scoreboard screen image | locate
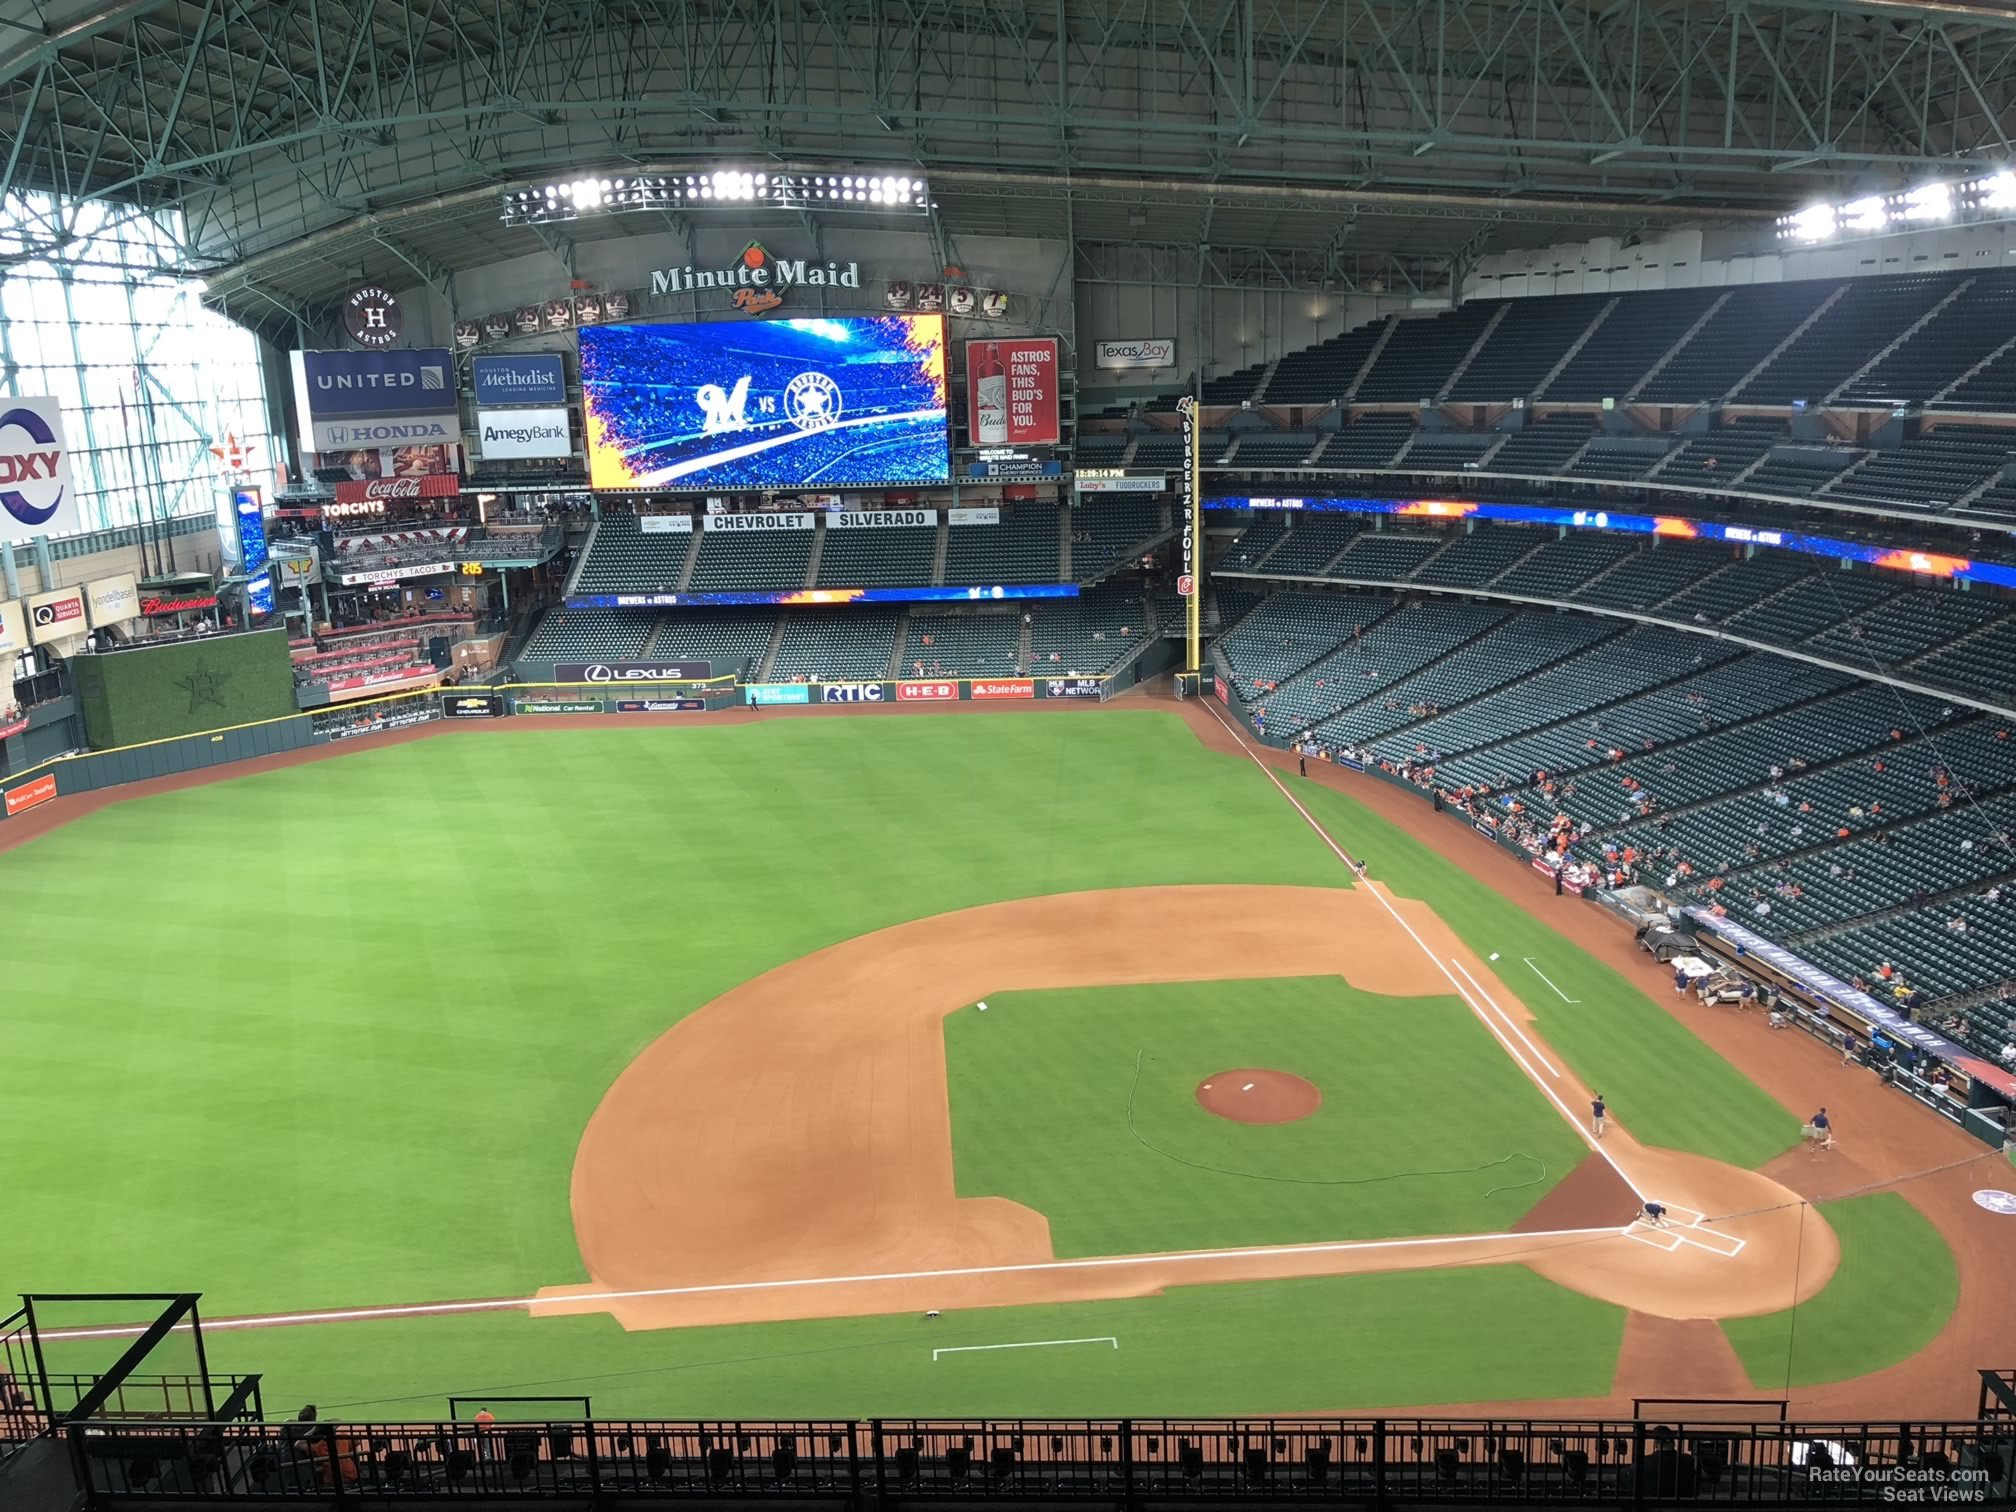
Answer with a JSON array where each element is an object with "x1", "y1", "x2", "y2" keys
[{"x1": 581, "y1": 315, "x2": 949, "y2": 490}]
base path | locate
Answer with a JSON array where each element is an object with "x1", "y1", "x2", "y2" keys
[{"x1": 537, "y1": 884, "x2": 1829, "y2": 1332}]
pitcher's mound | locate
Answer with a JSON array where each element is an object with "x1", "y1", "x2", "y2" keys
[{"x1": 1197, "y1": 1069, "x2": 1321, "y2": 1124}]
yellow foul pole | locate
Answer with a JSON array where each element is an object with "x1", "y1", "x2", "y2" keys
[{"x1": 1178, "y1": 394, "x2": 1201, "y2": 676}]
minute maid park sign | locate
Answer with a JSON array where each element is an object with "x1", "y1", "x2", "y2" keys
[{"x1": 649, "y1": 242, "x2": 860, "y2": 297}]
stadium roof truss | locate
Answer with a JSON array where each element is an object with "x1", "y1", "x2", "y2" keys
[{"x1": 4, "y1": 0, "x2": 2016, "y2": 323}]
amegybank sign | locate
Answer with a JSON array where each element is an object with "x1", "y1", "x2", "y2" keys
[{"x1": 476, "y1": 408, "x2": 571, "y2": 459}]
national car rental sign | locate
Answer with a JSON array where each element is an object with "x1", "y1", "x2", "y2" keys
[{"x1": 0, "y1": 398, "x2": 79, "y2": 544}]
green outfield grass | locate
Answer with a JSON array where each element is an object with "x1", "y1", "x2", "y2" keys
[
  {"x1": 1720, "y1": 1194, "x2": 1958, "y2": 1389},
  {"x1": 0, "y1": 708, "x2": 1922, "y2": 1413},
  {"x1": 946, "y1": 977, "x2": 1592, "y2": 1255}
]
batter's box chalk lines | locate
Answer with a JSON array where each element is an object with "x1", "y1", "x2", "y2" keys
[
  {"x1": 1624, "y1": 1226, "x2": 1685, "y2": 1253},
  {"x1": 1522, "y1": 957, "x2": 1581, "y2": 1003},
  {"x1": 933, "y1": 1337, "x2": 1118, "y2": 1361}
]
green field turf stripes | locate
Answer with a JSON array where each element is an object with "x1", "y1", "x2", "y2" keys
[
  {"x1": 945, "y1": 978, "x2": 1592, "y2": 1255},
  {"x1": 203, "y1": 1266, "x2": 1628, "y2": 1420},
  {"x1": 1719, "y1": 1194, "x2": 1958, "y2": 1389},
  {"x1": 1288, "y1": 777, "x2": 1802, "y2": 1170}
]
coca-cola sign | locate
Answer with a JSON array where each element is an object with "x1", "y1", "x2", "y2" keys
[{"x1": 333, "y1": 475, "x2": 461, "y2": 504}]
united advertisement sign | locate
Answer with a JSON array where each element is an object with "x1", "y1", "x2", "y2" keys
[{"x1": 290, "y1": 348, "x2": 460, "y2": 453}]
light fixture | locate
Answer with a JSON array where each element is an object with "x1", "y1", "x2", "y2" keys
[
  {"x1": 1780, "y1": 168, "x2": 2016, "y2": 243},
  {"x1": 501, "y1": 168, "x2": 929, "y2": 224}
]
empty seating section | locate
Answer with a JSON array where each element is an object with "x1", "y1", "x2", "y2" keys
[
  {"x1": 523, "y1": 609, "x2": 651, "y2": 661},
  {"x1": 816, "y1": 525, "x2": 937, "y2": 586},
  {"x1": 1267, "y1": 601, "x2": 1509, "y2": 734},
  {"x1": 687, "y1": 525, "x2": 814, "y2": 590},
  {"x1": 1737, "y1": 274, "x2": 1956, "y2": 404},
  {"x1": 943, "y1": 507, "x2": 1060, "y2": 582},
  {"x1": 1490, "y1": 535, "x2": 1638, "y2": 598},
  {"x1": 1201, "y1": 360, "x2": 1267, "y2": 405},
  {"x1": 1960, "y1": 484, "x2": 2016, "y2": 526},
  {"x1": 768, "y1": 610, "x2": 900, "y2": 680},
  {"x1": 1324, "y1": 415, "x2": 1413, "y2": 468},
  {"x1": 1325, "y1": 532, "x2": 1444, "y2": 581},
  {"x1": 1724, "y1": 572, "x2": 1900, "y2": 645},
  {"x1": 1572, "y1": 542, "x2": 1740, "y2": 614},
  {"x1": 1658, "y1": 553, "x2": 1813, "y2": 624},
  {"x1": 1543, "y1": 288, "x2": 1721, "y2": 401},
  {"x1": 1356, "y1": 304, "x2": 1501, "y2": 403},
  {"x1": 903, "y1": 613, "x2": 1019, "y2": 675},
  {"x1": 1029, "y1": 589, "x2": 1149, "y2": 674},
  {"x1": 1826, "y1": 436, "x2": 2002, "y2": 510},
  {"x1": 1413, "y1": 526, "x2": 1547, "y2": 587},
  {"x1": 1910, "y1": 614, "x2": 2016, "y2": 702},
  {"x1": 1218, "y1": 592, "x2": 1391, "y2": 697},
  {"x1": 1737, "y1": 448, "x2": 1857, "y2": 500},
  {"x1": 1653, "y1": 421, "x2": 1781, "y2": 489},
  {"x1": 1073, "y1": 502, "x2": 1164, "y2": 581},
  {"x1": 1939, "y1": 335, "x2": 2016, "y2": 410},
  {"x1": 1222, "y1": 515, "x2": 1290, "y2": 569},
  {"x1": 1487, "y1": 416, "x2": 1595, "y2": 475},
  {"x1": 1230, "y1": 432, "x2": 1323, "y2": 467},
  {"x1": 643, "y1": 611, "x2": 776, "y2": 669},
  {"x1": 1562, "y1": 443, "x2": 1663, "y2": 483},
  {"x1": 1313, "y1": 614, "x2": 1618, "y2": 749},
  {"x1": 1257, "y1": 516, "x2": 1364, "y2": 575},
  {"x1": 1845, "y1": 271, "x2": 2016, "y2": 406},
  {"x1": 1440, "y1": 652, "x2": 1834, "y2": 792},
  {"x1": 1129, "y1": 433, "x2": 1187, "y2": 469},
  {"x1": 1400, "y1": 432, "x2": 1496, "y2": 471},
  {"x1": 1264, "y1": 321, "x2": 1388, "y2": 404},
  {"x1": 1637, "y1": 282, "x2": 1840, "y2": 404},
  {"x1": 572, "y1": 514, "x2": 690, "y2": 593},
  {"x1": 1213, "y1": 585, "x2": 1263, "y2": 627},
  {"x1": 1074, "y1": 434, "x2": 1129, "y2": 466},
  {"x1": 1807, "y1": 589, "x2": 2005, "y2": 670},
  {"x1": 1393, "y1": 627, "x2": 1733, "y2": 775},
  {"x1": 1445, "y1": 294, "x2": 1610, "y2": 401}
]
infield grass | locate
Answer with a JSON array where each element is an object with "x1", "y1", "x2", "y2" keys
[{"x1": 946, "y1": 977, "x2": 1592, "y2": 1254}]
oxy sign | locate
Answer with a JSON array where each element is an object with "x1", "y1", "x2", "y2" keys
[{"x1": 0, "y1": 399, "x2": 78, "y2": 543}]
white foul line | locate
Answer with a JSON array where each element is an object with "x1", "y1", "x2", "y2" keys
[
  {"x1": 1198, "y1": 699, "x2": 1647, "y2": 1204},
  {"x1": 1523, "y1": 957, "x2": 1582, "y2": 1004},
  {"x1": 1449, "y1": 957, "x2": 1561, "y2": 1079},
  {"x1": 934, "y1": 1336, "x2": 1118, "y2": 1360},
  {"x1": 29, "y1": 1224, "x2": 1630, "y2": 1341}
]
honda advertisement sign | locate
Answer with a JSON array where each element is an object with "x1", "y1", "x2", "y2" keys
[
  {"x1": 475, "y1": 408, "x2": 571, "y2": 460},
  {"x1": 966, "y1": 338, "x2": 1060, "y2": 447},
  {"x1": 0, "y1": 398, "x2": 79, "y2": 544},
  {"x1": 472, "y1": 353, "x2": 566, "y2": 407},
  {"x1": 291, "y1": 348, "x2": 460, "y2": 452}
]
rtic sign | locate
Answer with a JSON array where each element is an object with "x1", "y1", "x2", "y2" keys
[
  {"x1": 0, "y1": 399, "x2": 77, "y2": 541},
  {"x1": 819, "y1": 683, "x2": 886, "y2": 702}
]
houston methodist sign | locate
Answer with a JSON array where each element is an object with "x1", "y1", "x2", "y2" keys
[{"x1": 0, "y1": 399, "x2": 79, "y2": 542}]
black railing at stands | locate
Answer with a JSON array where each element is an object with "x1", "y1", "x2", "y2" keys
[
  {"x1": 1982, "y1": 1370, "x2": 2016, "y2": 1424},
  {"x1": 11, "y1": 666, "x2": 66, "y2": 711},
  {"x1": 63, "y1": 1416, "x2": 2016, "y2": 1506}
]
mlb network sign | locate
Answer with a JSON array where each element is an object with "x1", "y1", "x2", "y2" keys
[
  {"x1": 291, "y1": 348, "x2": 459, "y2": 453},
  {"x1": 0, "y1": 398, "x2": 78, "y2": 543},
  {"x1": 473, "y1": 353, "x2": 566, "y2": 407}
]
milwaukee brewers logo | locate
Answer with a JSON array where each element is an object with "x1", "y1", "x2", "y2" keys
[
  {"x1": 784, "y1": 372, "x2": 841, "y2": 433},
  {"x1": 696, "y1": 376, "x2": 752, "y2": 435}
]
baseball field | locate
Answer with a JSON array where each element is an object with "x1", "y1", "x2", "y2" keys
[{"x1": 1, "y1": 697, "x2": 1997, "y2": 1420}]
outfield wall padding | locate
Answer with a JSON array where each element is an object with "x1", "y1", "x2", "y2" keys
[{"x1": 72, "y1": 630, "x2": 299, "y2": 750}]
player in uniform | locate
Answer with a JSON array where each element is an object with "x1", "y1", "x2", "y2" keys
[{"x1": 1591, "y1": 1093, "x2": 1607, "y2": 1139}]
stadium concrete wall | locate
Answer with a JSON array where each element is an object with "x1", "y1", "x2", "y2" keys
[{"x1": 71, "y1": 630, "x2": 299, "y2": 750}]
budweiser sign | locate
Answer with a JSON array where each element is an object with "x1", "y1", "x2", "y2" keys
[
  {"x1": 140, "y1": 594, "x2": 220, "y2": 616},
  {"x1": 333, "y1": 475, "x2": 461, "y2": 504}
]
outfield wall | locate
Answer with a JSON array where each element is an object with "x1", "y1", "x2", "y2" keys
[{"x1": 71, "y1": 630, "x2": 299, "y2": 749}]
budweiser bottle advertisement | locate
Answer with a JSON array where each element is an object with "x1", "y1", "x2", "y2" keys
[{"x1": 972, "y1": 341, "x2": 1009, "y2": 446}]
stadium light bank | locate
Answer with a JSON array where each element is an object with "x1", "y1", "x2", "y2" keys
[
  {"x1": 501, "y1": 170, "x2": 931, "y2": 226},
  {"x1": 1777, "y1": 170, "x2": 2016, "y2": 244}
]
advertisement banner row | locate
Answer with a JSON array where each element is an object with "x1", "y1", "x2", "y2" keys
[{"x1": 746, "y1": 678, "x2": 1104, "y2": 706}]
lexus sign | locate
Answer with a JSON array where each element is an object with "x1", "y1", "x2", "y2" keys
[{"x1": 554, "y1": 661, "x2": 712, "y2": 682}]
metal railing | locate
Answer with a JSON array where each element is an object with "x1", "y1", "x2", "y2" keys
[{"x1": 64, "y1": 1416, "x2": 2016, "y2": 1506}]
